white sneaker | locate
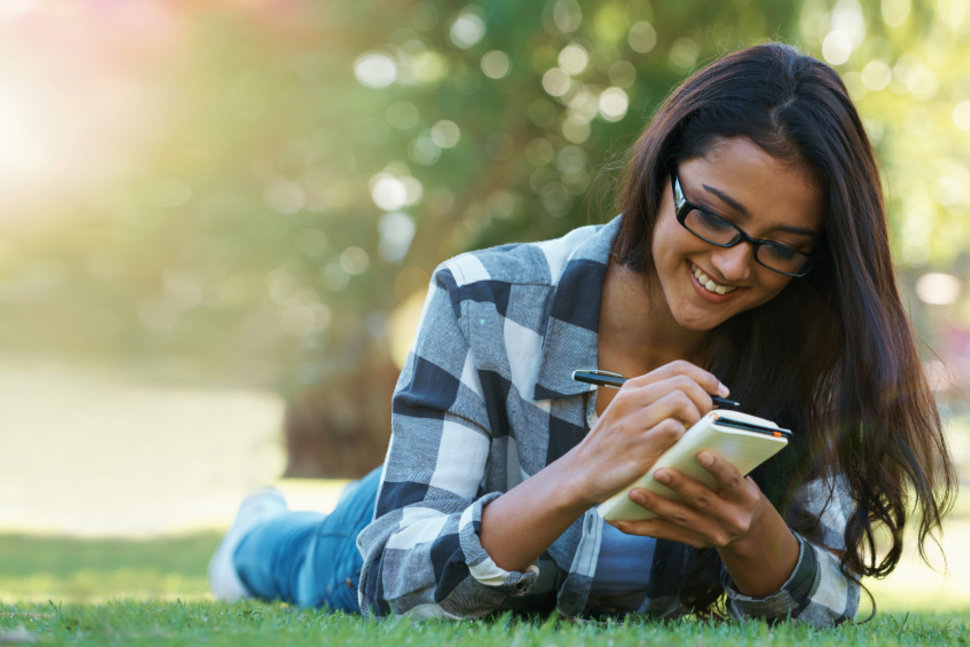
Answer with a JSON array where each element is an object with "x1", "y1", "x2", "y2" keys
[{"x1": 209, "y1": 488, "x2": 288, "y2": 601}]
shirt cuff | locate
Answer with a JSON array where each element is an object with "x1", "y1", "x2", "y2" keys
[
  {"x1": 458, "y1": 492, "x2": 540, "y2": 595},
  {"x1": 723, "y1": 532, "x2": 817, "y2": 619}
]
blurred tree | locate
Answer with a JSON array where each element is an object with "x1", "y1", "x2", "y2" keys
[{"x1": 2, "y1": 0, "x2": 968, "y2": 476}]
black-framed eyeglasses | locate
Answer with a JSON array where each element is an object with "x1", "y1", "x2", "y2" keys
[{"x1": 671, "y1": 172, "x2": 815, "y2": 278}]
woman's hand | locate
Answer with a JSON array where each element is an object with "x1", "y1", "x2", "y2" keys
[
  {"x1": 612, "y1": 450, "x2": 801, "y2": 597},
  {"x1": 563, "y1": 360, "x2": 729, "y2": 507},
  {"x1": 610, "y1": 450, "x2": 766, "y2": 549}
]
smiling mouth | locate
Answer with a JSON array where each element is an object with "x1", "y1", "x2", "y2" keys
[{"x1": 691, "y1": 263, "x2": 737, "y2": 295}]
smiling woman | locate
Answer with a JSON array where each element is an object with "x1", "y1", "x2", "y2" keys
[
  {"x1": 645, "y1": 139, "x2": 824, "y2": 332},
  {"x1": 208, "y1": 42, "x2": 955, "y2": 627}
]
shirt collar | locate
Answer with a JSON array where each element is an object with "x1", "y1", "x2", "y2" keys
[{"x1": 533, "y1": 215, "x2": 623, "y2": 400}]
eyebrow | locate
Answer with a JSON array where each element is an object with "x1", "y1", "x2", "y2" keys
[{"x1": 701, "y1": 182, "x2": 819, "y2": 239}]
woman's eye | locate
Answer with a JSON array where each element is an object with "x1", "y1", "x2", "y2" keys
[
  {"x1": 765, "y1": 244, "x2": 799, "y2": 261},
  {"x1": 695, "y1": 209, "x2": 733, "y2": 231}
]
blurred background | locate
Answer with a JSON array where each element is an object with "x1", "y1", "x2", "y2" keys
[{"x1": 0, "y1": 0, "x2": 968, "y2": 604}]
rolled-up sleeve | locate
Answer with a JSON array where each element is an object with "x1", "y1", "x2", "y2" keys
[
  {"x1": 357, "y1": 265, "x2": 539, "y2": 619},
  {"x1": 724, "y1": 476, "x2": 861, "y2": 627}
]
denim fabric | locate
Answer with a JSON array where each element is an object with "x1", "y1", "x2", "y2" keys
[{"x1": 233, "y1": 467, "x2": 381, "y2": 612}]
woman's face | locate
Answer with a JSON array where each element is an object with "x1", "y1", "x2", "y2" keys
[{"x1": 650, "y1": 136, "x2": 824, "y2": 332}]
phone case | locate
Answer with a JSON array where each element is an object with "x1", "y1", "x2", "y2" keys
[{"x1": 597, "y1": 410, "x2": 790, "y2": 522}]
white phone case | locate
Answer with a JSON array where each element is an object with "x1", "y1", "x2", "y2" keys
[{"x1": 597, "y1": 410, "x2": 790, "y2": 522}]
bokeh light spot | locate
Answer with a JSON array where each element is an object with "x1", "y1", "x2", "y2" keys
[
  {"x1": 411, "y1": 50, "x2": 449, "y2": 83},
  {"x1": 893, "y1": 55, "x2": 938, "y2": 100},
  {"x1": 378, "y1": 211, "x2": 416, "y2": 263},
  {"x1": 561, "y1": 116, "x2": 590, "y2": 144},
  {"x1": 481, "y1": 50, "x2": 511, "y2": 79},
  {"x1": 567, "y1": 88, "x2": 598, "y2": 125},
  {"x1": 552, "y1": 0, "x2": 582, "y2": 34},
  {"x1": 598, "y1": 87, "x2": 629, "y2": 122},
  {"x1": 608, "y1": 60, "x2": 636, "y2": 88},
  {"x1": 593, "y1": 4, "x2": 626, "y2": 43},
  {"x1": 339, "y1": 246, "x2": 369, "y2": 275},
  {"x1": 525, "y1": 138, "x2": 555, "y2": 166},
  {"x1": 953, "y1": 101, "x2": 970, "y2": 130},
  {"x1": 558, "y1": 43, "x2": 589, "y2": 76},
  {"x1": 822, "y1": 30, "x2": 852, "y2": 65},
  {"x1": 370, "y1": 174, "x2": 408, "y2": 211},
  {"x1": 881, "y1": 0, "x2": 911, "y2": 27},
  {"x1": 932, "y1": 160, "x2": 970, "y2": 207},
  {"x1": 450, "y1": 8, "x2": 486, "y2": 49},
  {"x1": 669, "y1": 37, "x2": 700, "y2": 69},
  {"x1": 353, "y1": 51, "x2": 397, "y2": 88},
  {"x1": 539, "y1": 181, "x2": 570, "y2": 214},
  {"x1": 409, "y1": 135, "x2": 441, "y2": 166},
  {"x1": 628, "y1": 21, "x2": 657, "y2": 54},
  {"x1": 861, "y1": 60, "x2": 892, "y2": 91},
  {"x1": 322, "y1": 263, "x2": 349, "y2": 292},
  {"x1": 430, "y1": 120, "x2": 460, "y2": 148},
  {"x1": 916, "y1": 272, "x2": 961, "y2": 305},
  {"x1": 541, "y1": 67, "x2": 572, "y2": 98}
]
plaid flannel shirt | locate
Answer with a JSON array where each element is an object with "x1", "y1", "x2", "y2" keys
[{"x1": 357, "y1": 216, "x2": 860, "y2": 625}]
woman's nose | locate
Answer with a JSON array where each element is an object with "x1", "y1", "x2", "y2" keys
[{"x1": 709, "y1": 243, "x2": 755, "y2": 282}]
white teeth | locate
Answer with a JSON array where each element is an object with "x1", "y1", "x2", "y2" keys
[{"x1": 692, "y1": 265, "x2": 737, "y2": 295}]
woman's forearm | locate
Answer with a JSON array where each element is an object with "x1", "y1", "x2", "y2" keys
[{"x1": 479, "y1": 448, "x2": 594, "y2": 572}]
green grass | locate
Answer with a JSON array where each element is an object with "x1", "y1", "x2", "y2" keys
[
  {"x1": 2, "y1": 533, "x2": 969, "y2": 646},
  {"x1": 1, "y1": 601, "x2": 968, "y2": 646},
  {"x1": 0, "y1": 533, "x2": 217, "y2": 602}
]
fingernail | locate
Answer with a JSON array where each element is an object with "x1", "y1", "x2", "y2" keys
[
  {"x1": 698, "y1": 451, "x2": 714, "y2": 466},
  {"x1": 718, "y1": 382, "x2": 730, "y2": 396},
  {"x1": 654, "y1": 470, "x2": 671, "y2": 484},
  {"x1": 630, "y1": 489, "x2": 647, "y2": 505}
]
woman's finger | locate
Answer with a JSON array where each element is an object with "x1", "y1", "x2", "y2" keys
[
  {"x1": 607, "y1": 379, "x2": 708, "y2": 431},
  {"x1": 694, "y1": 451, "x2": 760, "y2": 504},
  {"x1": 625, "y1": 359, "x2": 729, "y2": 399}
]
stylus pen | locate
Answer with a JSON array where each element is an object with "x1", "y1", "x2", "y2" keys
[{"x1": 572, "y1": 369, "x2": 742, "y2": 409}]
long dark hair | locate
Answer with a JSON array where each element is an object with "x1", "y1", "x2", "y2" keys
[{"x1": 614, "y1": 42, "x2": 956, "y2": 612}]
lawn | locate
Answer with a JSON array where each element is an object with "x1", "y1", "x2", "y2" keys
[
  {"x1": 1, "y1": 531, "x2": 968, "y2": 646},
  {"x1": 3, "y1": 601, "x2": 969, "y2": 647},
  {"x1": 1, "y1": 371, "x2": 966, "y2": 644}
]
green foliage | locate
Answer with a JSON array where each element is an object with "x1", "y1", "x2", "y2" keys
[
  {"x1": 2, "y1": 1, "x2": 811, "y2": 388},
  {"x1": 2, "y1": 0, "x2": 968, "y2": 422}
]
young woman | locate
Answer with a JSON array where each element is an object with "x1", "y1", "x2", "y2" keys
[{"x1": 210, "y1": 42, "x2": 955, "y2": 627}]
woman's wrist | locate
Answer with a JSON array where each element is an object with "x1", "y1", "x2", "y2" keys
[
  {"x1": 716, "y1": 497, "x2": 800, "y2": 597},
  {"x1": 480, "y1": 452, "x2": 596, "y2": 572},
  {"x1": 556, "y1": 443, "x2": 618, "y2": 509}
]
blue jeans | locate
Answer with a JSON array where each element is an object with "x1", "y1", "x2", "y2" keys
[{"x1": 233, "y1": 467, "x2": 381, "y2": 612}]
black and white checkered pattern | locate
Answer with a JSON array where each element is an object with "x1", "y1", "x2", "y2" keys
[{"x1": 357, "y1": 216, "x2": 859, "y2": 625}]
